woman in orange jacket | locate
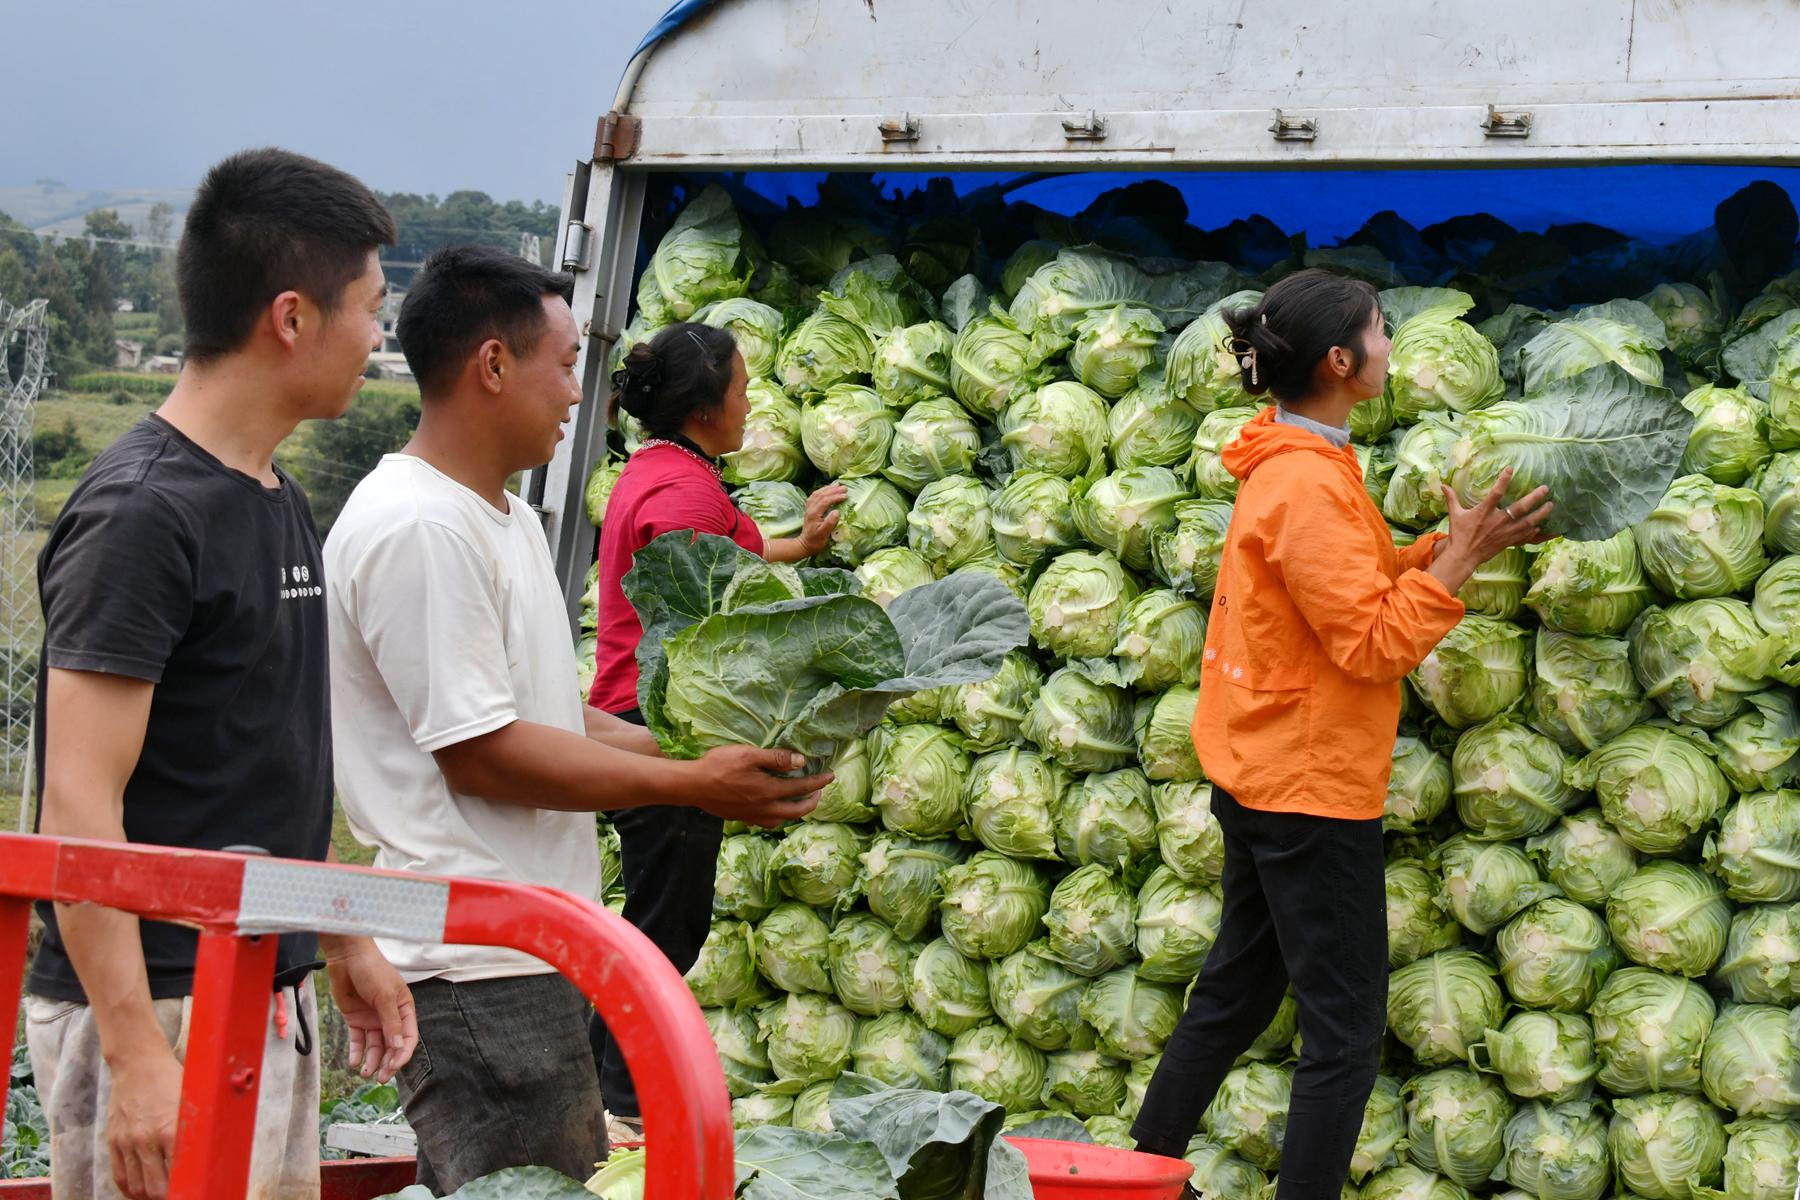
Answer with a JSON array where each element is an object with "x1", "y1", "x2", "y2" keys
[{"x1": 1130, "y1": 270, "x2": 1552, "y2": 1197}]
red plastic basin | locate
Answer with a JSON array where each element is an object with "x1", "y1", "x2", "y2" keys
[{"x1": 1005, "y1": 1137, "x2": 1194, "y2": 1199}]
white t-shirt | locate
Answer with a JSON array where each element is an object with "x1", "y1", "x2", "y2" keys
[{"x1": 325, "y1": 454, "x2": 599, "y2": 982}]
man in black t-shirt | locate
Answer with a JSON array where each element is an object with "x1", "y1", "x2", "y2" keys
[{"x1": 26, "y1": 149, "x2": 418, "y2": 1200}]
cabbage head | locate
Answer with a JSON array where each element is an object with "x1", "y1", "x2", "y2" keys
[
  {"x1": 1111, "y1": 591, "x2": 1206, "y2": 693},
  {"x1": 853, "y1": 547, "x2": 935, "y2": 609},
  {"x1": 1410, "y1": 615, "x2": 1531, "y2": 729},
  {"x1": 1184, "y1": 1138, "x2": 1271, "y2": 1199},
  {"x1": 1081, "y1": 966, "x2": 1184, "y2": 1062},
  {"x1": 827, "y1": 913, "x2": 918, "y2": 1017},
  {"x1": 788, "y1": 1081, "x2": 836, "y2": 1135},
  {"x1": 907, "y1": 938, "x2": 993, "y2": 1037},
  {"x1": 1043, "y1": 864, "x2": 1137, "y2": 979},
  {"x1": 1386, "y1": 737, "x2": 1452, "y2": 834},
  {"x1": 734, "y1": 480, "x2": 808, "y2": 543},
  {"x1": 1388, "y1": 299, "x2": 1505, "y2": 423},
  {"x1": 687, "y1": 920, "x2": 760, "y2": 1009},
  {"x1": 1754, "y1": 557, "x2": 1800, "y2": 686},
  {"x1": 635, "y1": 185, "x2": 752, "y2": 322},
  {"x1": 950, "y1": 652, "x2": 1044, "y2": 752},
  {"x1": 1070, "y1": 304, "x2": 1163, "y2": 397},
  {"x1": 1525, "y1": 630, "x2": 1654, "y2": 754},
  {"x1": 1110, "y1": 372, "x2": 1201, "y2": 469},
  {"x1": 1349, "y1": 1076, "x2": 1408, "y2": 1182},
  {"x1": 947, "y1": 1023, "x2": 1048, "y2": 1112},
  {"x1": 1606, "y1": 861, "x2": 1732, "y2": 977},
  {"x1": 1450, "y1": 716, "x2": 1580, "y2": 841},
  {"x1": 1185, "y1": 407, "x2": 1259, "y2": 501},
  {"x1": 1752, "y1": 451, "x2": 1800, "y2": 553},
  {"x1": 1154, "y1": 781, "x2": 1224, "y2": 885},
  {"x1": 1608, "y1": 1092, "x2": 1728, "y2": 1200},
  {"x1": 1682, "y1": 385, "x2": 1774, "y2": 486},
  {"x1": 1523, "y1": 531, "x2": 1653, "y2": 637},
  {"x1": 1136, "y1": 864, "x2": 1223, "y2": 983},
  {"x1": 950, "y1": 310, "x2": 1056, "y2": 420},
  {"x1": 987, "y1": 940, "x2": 1090, "y2": 1050},
  {"x1": 907, "y1": 474, "x2": 994, "y2": 574},
  {"x1": 1470, "y1": 1011, "x2": 1597, "y2": 1103},
  {"x1": 714, "y1": 833, "x2": 780, "y2": 921},
  {"x1": 964, "y1": 746, "x2": 1065, "y2": 861},
  {"x1": 777, "y1": 307, "x2": 874, "y2": 397},
  {"x1": 1025, "y1": 665, "x2": 1138, "y2": 773},
  {"x1": 731, "y1": 1089, "x2": 794, "y2": 1129},
  {"x1": 1045, "y1": 1047, "x2": 1129, "y2": 1117},
  {"x1": 1384, "y1": 415, "x2": 1461, "y2": 530},
  {"x1": 1499, "y1": 1100, "x2": 1610, "y2": 1200},
  {"x1": 1351, "y1": 390, "x2": 1396, "y2": 444},
  {"x1": 1430, "y1": 522, "x2": 1527, "y2": 620},
  {"x1": 704, "y1": 1006, "x2": 773, "y2": 1099},
  {"x1": 1201, "y1": 1062, "x2": 1292, "y2": 1171},
  {"x1": 1705, "y1": 790, "x2": 1800, "y2": 903},
  {"x1": 1387, "y1": 950, "x2": 1507, "y2": 1067},
  {"x1": 938, "y1": 851, "x2": 1051, "y2": 960},
  {"x1": 1152, "y1": 499, "x2": 1234, "y2": 599},
  {"x1": 1359, "y1": 1164, "x2": 1473, "y2": 1200},
  {"x1": 1701, "y1": 1004, "x2": 1800, "y2": 1118},
  {"x1": 1629, "y1": 599, "x2": 1781, "y2": 729},
  {"x1": 1634, "y1": 475, "x2": 1770, "y2": 599},
  {"x1": 872, "y1": 320, "x2": 955, "y2": 408},
  {"x1": 1358, "y1": 441, "x2": 1399, "y2": 511},
  {"x1": 1590, "y1": 967, "x2": 1717, "y2": 1094},
  {"x1": 1165, "y1": 296, "x2": 1259, "y2": 414},
  {"x1": 1717, "y1": 903, "x2": 1800, "y2": 1006},
  {"x1": 825, "y1": 477, "x2": 913, "y2": 567},
  {"x1": 1123, "y1": 1053, "x2": 1160, "y2": 1120},
  {"x1": 755, "y1": 902, "x2": 834, "y2": 995},
  {"x1": 1436, "y1": 835, "x2": 1561, "y2": 936},
  {"x1": 1136, "y1": 687, "x2": 1203, "y2": 782},
  {"x1": 1643, "y1": 281, "x2": 1726, "y2": 370},
  {"x1": 1401, "y1": 1066, "x2": 1513, "y2": 1188},
  {"x1": 1517, "y1": 312, "x2": 1666, "y2": 393},
  {"x1": 1027, "y1": 551, "x2": 1139, "y2": 661},
  {"x1": 1698, "y1": 1118, "x2": 1800, "y2": 1200},
  {"x1": 1000, "y1": 381, "x2": 1110, "y2": 479},
  {"x1": 886, "y1": 398, "x2": 981, "y2": 492},
  {"x1": 758, "y1": 992, "x2": 858, "y2": 1085},
  {"x1": 871, "y1": 724, "x2": 971, "y2": 839},
  {"x1": 1072, "y1": 468, "x2": 1189, "y2": 573},
  {"x1": 1711, "y1": 692, "x2": 1800, "y2": 793},
  {"x1": 1494, "y1": 898, "x2": 1619, "y2": 1012},
  {"x1": 584, "y1": 458, "x2": 626, "y2": 527},
  {"x1": 1385, "y1": 860, "x2": 1462, "y2": 969},
  {"x1": 773, "y1": 821, "x2": 865, "y2": 908},
  {"x1": 991, "y1": 471, "x2": 1083, "y2": 569},
  {"x1": 1054, "y1": 767, "x2": 1158, "y2": 868},
  {"x1": 695, "y1": 296, "x2": 783, "y2": 379},
  {"x1": 858, "y1": 833, "x2": 969, "y2": 941},
  {"x1": 1566, "y1": 724, "x2": 1730, "y2": 855},
  {"x1": 1524, "y1": 809, "x2": 1638, "y2": 907},
  {"x1": 800, "y1": 383, "x2": 895, "y2": 478}
]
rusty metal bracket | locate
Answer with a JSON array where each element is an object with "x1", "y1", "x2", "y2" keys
[
  {"x1": 1269, "y1": 109, "x2": 1319, "y2": 141},
  {"x1": 1061, "y1": 110, "x2": 1108, "y2": 141},
  {"x1": 1481, "y1": 105, "x2": 1534, "y2": 138},
  {"x1": 878, "y1": 112, "x2": 922, "y2": 143},
  {"x1": 596, "y1": 111, "x2": 642, "y2": 162}
]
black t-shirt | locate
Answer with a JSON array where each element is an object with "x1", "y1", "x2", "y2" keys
[{"x1": 29, "y1": 414, "x2": 334, "y2": 1001}]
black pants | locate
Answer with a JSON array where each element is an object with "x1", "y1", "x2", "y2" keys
[
  {"x1": 399, "y1": 974, "x2": 608, "y2": 1194},
  {"x1": 587, "y1": 707, "x2": 725, "y2": 1119},
  {"x1": 1130, "y1": 786, "x2": 1387, "y2": 1199}
]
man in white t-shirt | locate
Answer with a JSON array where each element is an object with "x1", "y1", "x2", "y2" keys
[{"x1": 324, "y1": 245, "x2": 827, "y2": 1192}]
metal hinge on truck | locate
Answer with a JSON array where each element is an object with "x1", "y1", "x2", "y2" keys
[{"x1": 596, "y1": 110, "x2": 642, "y2": 162}]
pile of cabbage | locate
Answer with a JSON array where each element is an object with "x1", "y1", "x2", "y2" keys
[{"x1": 577, "y1": 176, "x2": 1800, "y2": 1200}]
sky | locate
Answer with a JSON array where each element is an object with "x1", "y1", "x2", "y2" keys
[{"x1": 1, "y1": 0, "x2": 676, "y2": 205}]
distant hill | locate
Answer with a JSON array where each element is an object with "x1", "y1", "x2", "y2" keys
[{"x1": 0, "y1": 180, "x2": 192, "y2": 239}]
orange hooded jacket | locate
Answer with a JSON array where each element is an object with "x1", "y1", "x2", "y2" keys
[{"x1": 1194, "y1": 408, "x2": 1465, "y2": 819}]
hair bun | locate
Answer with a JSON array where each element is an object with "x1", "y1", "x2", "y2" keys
[{"x1": 611, "y1": 343, "x2": 664, "y2": 405}]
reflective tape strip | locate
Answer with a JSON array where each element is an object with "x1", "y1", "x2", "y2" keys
[{"x1": 236, "y1": 859, "x2": 449, "y2": 942}]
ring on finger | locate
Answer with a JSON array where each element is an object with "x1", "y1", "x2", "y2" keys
[{"x1": 1503, "y1": 505, "x2": 1516, "y2": 520}]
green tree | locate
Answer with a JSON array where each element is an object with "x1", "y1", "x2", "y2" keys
[{"x1": 281, "y1": 389, "x2": 421, "y2": 534}]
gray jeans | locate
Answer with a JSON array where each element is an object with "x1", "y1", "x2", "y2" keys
[{"x1": 397, "y1": 973, "x2": 608, "y2": 1194}]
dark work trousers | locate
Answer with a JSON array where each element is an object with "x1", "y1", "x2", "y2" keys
[
  {"x1": 1130, "y1": 785, "x2": 1388, "y2": 1199},
  {"x1": 587, "y1": 706, "x2": 725, "y2": 1120}
]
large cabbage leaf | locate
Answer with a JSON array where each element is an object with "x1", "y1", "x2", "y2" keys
[
  {"x1": 1446, "y1": 363, "x2": 1691, "y2": 541},
  {"x1": 625, "y1": 532, "x2": 1028, "y2": 759}
]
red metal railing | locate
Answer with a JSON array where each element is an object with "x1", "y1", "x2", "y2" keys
[{"x1": 0, "y1": 832, "x2": 733, "y2": 1200}]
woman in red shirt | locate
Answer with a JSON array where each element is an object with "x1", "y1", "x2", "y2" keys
[{"x1": 586, "y1": 321, "x2": 843, "y2": 1130}]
